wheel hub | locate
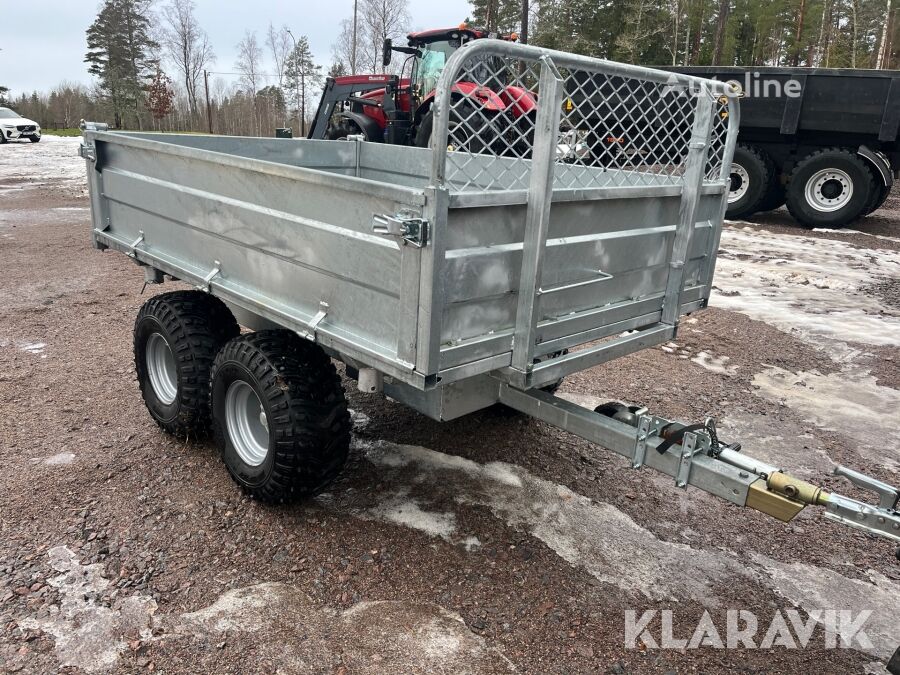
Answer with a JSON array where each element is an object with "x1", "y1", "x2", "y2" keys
[
  {"x1": 805, "y1": 168, "x2": 853, "y2": 213},
  {"x1": 728, "y1": 163, "x2": 749, "y2": 204},
  {"x1": 225, "y1": 380, "x2": 269, "y2": 467},
  {"x1": 145, "y1": 333, "x2": 178, "y2": 405}
]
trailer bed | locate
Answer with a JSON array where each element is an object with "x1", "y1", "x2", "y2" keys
[{"x1": 85, "y1": 129, "x2": 727, "y2": 413}]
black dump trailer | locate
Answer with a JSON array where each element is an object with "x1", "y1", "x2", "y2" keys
[{"x1": 666, "y1": 66, "x2": 900, "y2": 227}]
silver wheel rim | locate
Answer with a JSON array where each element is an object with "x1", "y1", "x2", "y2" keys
[
  {"x1": 728, "y1": 163, "x2": 750, "y2": 204},
  {"x1": 225, "y1": 380, "x2": 269, "y2": 467},
  {"x1": 804, "y1": 168, "x2": 853, "y2": 213},
  {"x1": 145, "y1": 333, "x2": 178, "y2": 405}
]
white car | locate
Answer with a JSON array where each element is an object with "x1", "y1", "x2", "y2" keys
[{"x1": 0, "y1": 107, "x2": 41, "y2": 143}]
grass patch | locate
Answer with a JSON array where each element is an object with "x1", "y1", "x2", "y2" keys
[{"x1": 42, "y1": 128, "x2": 82, "y2": 137}]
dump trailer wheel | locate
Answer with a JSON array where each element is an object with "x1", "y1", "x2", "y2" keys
[
  {"x1": 863, "y1": 167, "x2": 892, "y2": 216},
  {"x1": 756, "y1": 172, "x2": 786, "y2": 213},
  {"x1": 725, "y1": 144, "x2": 772, "y2": 220},
  {"x1": 134, "y1": 290, "x2": 240, "y2": 436},
  {"x1": 785, "y1": 148, "x2": 874, "y2": 228},
  {"x1": 210, "y1": 330, "x2": 351, "y2": 503}
]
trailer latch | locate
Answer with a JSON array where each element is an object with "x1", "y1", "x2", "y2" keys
[
  {"x1": 372, "y1": 213, "x2": 428, "y2": 248},
  {"x1": 79, "y1": 144, "x2": 96, "y2": 161}
]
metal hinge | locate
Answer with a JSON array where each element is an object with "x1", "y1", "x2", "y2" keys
[{"x1": 372, "y1": 212, "x2": 428, "y2": 248}]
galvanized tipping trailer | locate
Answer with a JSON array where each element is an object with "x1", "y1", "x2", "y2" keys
[{"x1": 80, "y1": 41, "x2": 900, "y2": 549}]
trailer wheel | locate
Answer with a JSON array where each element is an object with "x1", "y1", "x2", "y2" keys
[
  {"x1": 210, "y1": 330, "x2": 351, "y2": 503},
  {"x1": 863, "y1": 168, "x2": 891, "y2": 216},
  {"x1": 785, "y1": 148, "x2": 873, "y2": 228},
  {"x1": 134, "y1": 291, "x2": 240, "y2": 436},
  {"x1": 725, "y1": 144, "x2": 771, "y2": 220},
  {"x1": 756, "y1": 174, "x2": 786, "y2": 213}
]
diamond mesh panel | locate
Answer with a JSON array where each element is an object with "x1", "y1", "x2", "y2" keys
[{"x1": 432, "y1": 45, "x2": 736, "y2": 194}]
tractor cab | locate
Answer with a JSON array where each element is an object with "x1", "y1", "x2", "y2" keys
[
  {"x1": 308, "y1": 24, "x2": 520, "y2": 146},
  {"x1": 385, "y1": 26, "x2": 517, "y2": 113}
]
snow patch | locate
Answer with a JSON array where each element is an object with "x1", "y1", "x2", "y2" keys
[
  {"x1": 348, "y1": 407, "x2": 370, "y2": 430},
  {"x1": 20, "y1": 546, "x2": 158, "y2": 673},
  {"x1": 43, "y1": 452, "x2": 75, "y2": 466},
  {"x1": 812, "y1": 227, "x2": 900, "y2": 245},
  {"x1": 18, "y1": 341, "x2": 46, "y2": 355},
  {"x1": 755, "y1": 556, "x2": 900, "y2": 661},
  {"x1": 180, "y1": 585, "x2": 514, "y2": 671},
  {"x1": 717, "y1": 412, "x2": 831, "y2": 477},
  {"x1": 462, "y1": 536, "x2": 482, "y2": 551},
  {"x1": 367, "y1": 489, "x2": 457, "y2": 539},
  {"x1": 181, "y1": 582, "x2": 288, "y2": 633},
  {"x1": 332, "y1": 439, "x2": 897, "y2": 660},
  {"x1": 0, "y1": 136, "x2": 86, "y2": 191},
  {"x1": 690, "y1": 350, "x2": 738, "y2": 375},
  {"x1": 713, "y1": 227, "x2": 900, "y2": 353},
  {"x1": 753, "y1": 367, "x2": 900, "y2": 470},
  {"x1": 359, "y1": 441, "x2": 745, "y2": 603}
]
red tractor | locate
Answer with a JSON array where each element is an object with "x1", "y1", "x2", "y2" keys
[{"x1": 306, "y1": 25, "x2": 536, "y2": 150}]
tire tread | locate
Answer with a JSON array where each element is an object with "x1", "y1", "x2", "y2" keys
[
  {"x1": 134, "y1": 290, "x2": 239, "y2": 436},
  {"x1": 211, "y1": 331, "x2": 351, "y2": 503}
]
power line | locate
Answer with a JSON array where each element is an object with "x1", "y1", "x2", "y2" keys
[{"x1": 205, "y1": 71, "x2": 280, "y2": 77}]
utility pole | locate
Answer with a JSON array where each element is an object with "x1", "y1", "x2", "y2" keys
[
  {"x1": 520, "y1": 0, "x2": 529, "y2": 44},
  {"x1": 203, "y1": 69, "x2": 213, "y2": 134},
  {"x1": 351, "y1": 0, "x2": 358, "y2": 74},
  {"x1": 286, "y1": 29, "x2": 303, "y2": 136}
]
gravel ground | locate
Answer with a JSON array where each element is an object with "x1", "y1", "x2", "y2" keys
[{"x1": 1, "y1": 136, "x2": 898, "y2": 674}]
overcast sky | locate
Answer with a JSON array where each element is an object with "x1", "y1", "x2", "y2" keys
[{"x1": 1, "y1": 0, "x2": 473, "y2": 97}]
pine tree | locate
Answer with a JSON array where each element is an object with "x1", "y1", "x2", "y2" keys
[
  {"x1": 284, "y1": 36, "x2": 322, "y2": 135},
  {"x1": 85, "y1": 0, "x2": 158, "y2": 128},
  {"x1": 470, "y1": 0, "x2": 522, "y2": 31}
]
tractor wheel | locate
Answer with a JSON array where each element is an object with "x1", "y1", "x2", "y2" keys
[
  {"x1": 415, "y1": 111, "x2": 433, "y2": 148},
  {"x1": 210, "y1": 330, "x2": 351, "y2": 503},
  {"x1": 785, "y1": 148, "x2": 873, "y2": 228},
  {"x1": 725, "y1": 144, "x2": 772, "y2": 220},
  {"x1": 325, "y1": 121, "x2": 359, "y2": 141},
  {"x1": 420, "y1": 103, "x2": 494, "y2": 155},
  {"x1": 134, "y1": 290, "x2": 240, "y2": 437}
]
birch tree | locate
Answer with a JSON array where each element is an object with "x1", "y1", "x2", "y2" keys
[{"x1": 161, "y1": 0, "x2": 214, "y2": 120}]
